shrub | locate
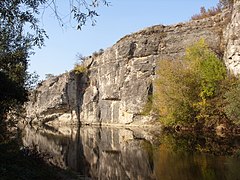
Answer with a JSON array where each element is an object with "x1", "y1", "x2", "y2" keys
[
  {"x1": 191, "y1": 6, "x2": 221, "y2": 20},
  {"x1": 74, "y1": 53, "x2": 88, "y2": 74},
  {"x1": 191, "y1": 0, "x2": 234, "y2": 20},
  {"x1": 141, "y1": 96, "x2": 152, "y2": 115},
  {"x1": 74, "y1": 64, "x2": 87, "y2": 74},
  {"x1": 188, "y1": 39, "x2": 226, "y2": 123},
  {"x1": 224, "y1": 78, "x2": 240, "y2": 124},
  {"x1": 219, "y1": 0, "x2": 234, "y2": 9},
  {"x1": 76, "y1": 54, "x2": 88, "y2": 62},
  {"x1": 92, "y1": 48, "x2": 104, "y2": 57},
  {"x1": 45, "y1": 74, "x2": 54, "y2": 79},
  {"x1": 154, "y1": 59, "x2": 199, "y2": 125},
  {"x1": 154, "y1": 39, "x2": 227, "y2": 126},
  {"x1": 185, "y1": 39, "x2": 226, "y2": 103}
]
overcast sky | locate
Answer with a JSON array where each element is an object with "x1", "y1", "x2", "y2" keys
[{"x1": 29, "y1": 0, "x2": 219, "y2": 80}]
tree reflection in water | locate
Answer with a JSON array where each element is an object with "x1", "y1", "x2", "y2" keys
[{"x1": 155, "y1": 132, "x2": 240, "y2": 180}]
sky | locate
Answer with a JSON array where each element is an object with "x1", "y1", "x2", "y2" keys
[{"x1": 29, "y1": 0, "x2": 219, "y2": 80}]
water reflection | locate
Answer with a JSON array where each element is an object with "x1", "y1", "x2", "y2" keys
[
  {"x1": 21, "y1": 125, "x2": 240, "y2": 180},
  {"x1": 155, "y1": 132, "x2": 240, "y2": 180},
  {"x1": 21, "y1": 125, "x2": 156, "y2": 179}
]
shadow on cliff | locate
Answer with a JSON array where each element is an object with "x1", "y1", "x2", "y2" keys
[{"x1": 73, "y1": 71, "x2": 90, "y2": 126}]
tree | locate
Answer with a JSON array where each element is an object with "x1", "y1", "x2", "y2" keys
[
  {"x1": 154, "y1": 39, "x2": 227, "y2": 126},
  {"x1": 0, "y1": 0, "x2": 109, "y2": 121},
  {"x1": 46, "y1": 0, "x2": 110, "y2": 29},
  {"x1": 185, "y1": 39, "x2": 226, "y2": 121},
  {"x1": 155, "y1": 59, "x2": 200, "y2": 125},
  {"x1": 224, "y1": 79, "x2": 240, "y2": 124},
  {"x1": 185, "y1": 39, "x2": 226, "y2": 100}
]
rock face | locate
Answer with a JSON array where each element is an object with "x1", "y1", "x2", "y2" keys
[
  {"x1": 25, "y1": 1, "x2": 240, "y2": 125},
  {"x1": 224, "y1": 0, "x2": 240, "y2": 75},
  {"x1": 26, "y1": 72, "x2": 87, "y2": 125}
]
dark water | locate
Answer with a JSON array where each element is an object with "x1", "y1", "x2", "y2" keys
[{"x1": 21, "y1": 125, "x2": 240, "y2": 180}]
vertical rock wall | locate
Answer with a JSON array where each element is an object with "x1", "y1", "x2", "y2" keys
[{"x1": 224, "y1": 0, "x2": 240, "y2": 75}]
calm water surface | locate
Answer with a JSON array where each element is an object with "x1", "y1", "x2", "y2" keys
[{"x1": 21, "y1": 125, "x2": 240, "y2": 180}]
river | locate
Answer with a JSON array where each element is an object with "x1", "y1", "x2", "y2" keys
[{"x1": 20, "y1": 125, "x2": 240, "y2": 180}]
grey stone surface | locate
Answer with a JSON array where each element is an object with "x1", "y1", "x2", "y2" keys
[
  {"x1": 25, "y1": 71, "x2": 88, "y2": 125},
  {"x1": 25, "y1": 1, "x2": 240, "y2": 125},
  {"x1": 224, "y1": 0, "x2": 240, "y2": 75}
]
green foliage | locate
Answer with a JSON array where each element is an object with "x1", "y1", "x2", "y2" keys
[
  {"x1": 154, "y1": 39, "x2": 227, "y2": 126},
  {"x1": 155, "y1": 59, "x2": 199, "y2": 125},
  {"x1": 0, "y1": 48, "x2": 29, "y2": 119},
  {"x1": 64, "y1": 1, "x2": 110, "y2": 29},
  {"x1": 0, "y1": 0, "x2": 46, "y2": 120},
  {"x1": 0, "y1": 0, "x2": 109, "y2": 140},
  {"x1": 141, "y1": 96, "x2": 154, "y2": 116},
  {"x1": 0, "y1": 1, "x2": 47, "y2": 49},
  {"x1": 0, "y1": 0, "x2": 108, "y2": 119},
  {"x1": 224, "y1": 78, "x2": 240, "y2": 124},
  {"x1": 74, "y1": 64, "x2": 87, "y2": 74},
  {"x1": 185, "y1": 39, "x2": 226, "y2": 112}
]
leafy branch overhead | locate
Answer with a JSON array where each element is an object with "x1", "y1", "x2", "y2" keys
[
  {"x1": 0, "y1": 0, "x2": 110, "y2": 49},
  {"x1": 46, "y1": 0, "x2": 110, "y2": 30}
]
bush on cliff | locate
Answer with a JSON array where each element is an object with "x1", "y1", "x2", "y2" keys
[
  {"x1": 154, "y1": 39, "x2": 228, "y2": 126},
  {"x1": 74, "y1": 64, "x2": 87, "y2": 74}
]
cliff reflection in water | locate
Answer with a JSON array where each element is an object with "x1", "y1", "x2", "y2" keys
[
  {"x1": 21, "y1": 125, "x2": 156, "y2": 179},
  {"x1": 21, "y1": 126, "x2": 240, "y2": 180}
]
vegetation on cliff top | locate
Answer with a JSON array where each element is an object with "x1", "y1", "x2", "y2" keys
[{"x1": 191, "y1": 0, "x2": 234, "y2": 20}]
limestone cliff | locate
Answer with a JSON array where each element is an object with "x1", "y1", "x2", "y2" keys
[
  {"x1": 224, "y1": 0, "x2": 240, "y2": 75},
  {"x1": 25, "y1": 1, "x2": 240, "y2": 126}
]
